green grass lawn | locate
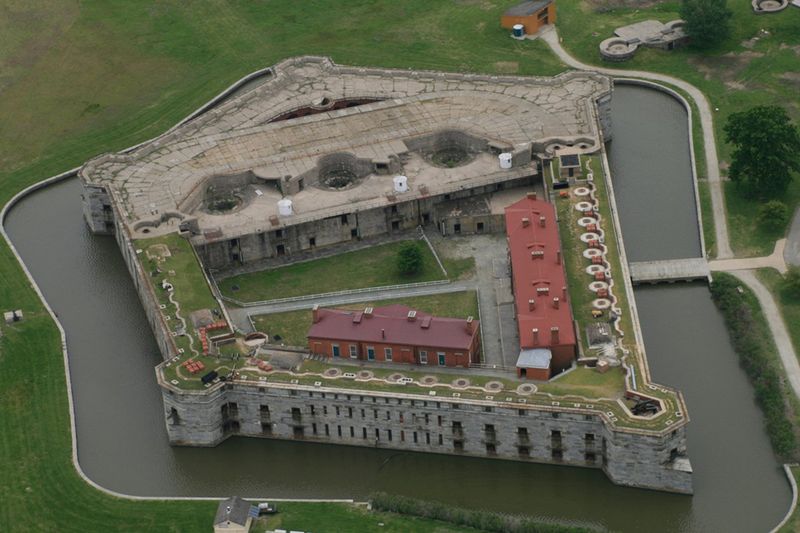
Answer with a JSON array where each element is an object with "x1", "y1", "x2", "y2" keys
[
  {"x1": 0, "y1": 1, "x2": 567, "y2": 530},
  {"x1": 252, "y1": 291, "x2": 480, "y2": 347},
  {"x1": 219, "y1": 240, "x2": 474, "y2": 303},
  {"x1": 757, "y1": 269, "x2": 800, "y2": 360},
  {"x1": 256, "y1": 502, "x2": 485, "y2": 533},
  {"x1": 556, "y1": 0, "x2": 800, "y2": 257}
]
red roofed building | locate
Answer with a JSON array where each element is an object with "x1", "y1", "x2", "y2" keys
[
  {"x1": 505, "y1": 193, "x2": 577, "y2": 380},
  {"x1": 307, "y1": 304, "x2": 481, "y2": 367}
]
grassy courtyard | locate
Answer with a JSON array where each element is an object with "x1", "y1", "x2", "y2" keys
[
  {"x1": 219, "y1": 240, "x2": 474, "y2": 303},
  {"x1": 252, "y1": 291, "x2": 480, "y2": 347}
]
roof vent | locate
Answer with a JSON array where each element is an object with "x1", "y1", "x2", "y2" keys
[
  {"x1": 522, "y1": 217, "x2": 530, "y2": 227},
  {"x1": 407, "y1": 310, "x2": 417, "y2": 322},
  {"x1": 364, "y1": 307, "x2": 374, "y2": 317}
]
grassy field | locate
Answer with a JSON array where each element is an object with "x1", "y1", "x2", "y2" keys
[
  {"x1": 219, "y1": 240, "x2": 474, "y2": 303},
  {"x1": 252, "y1": 291, "x2": 480, "y2": 347},
  {"x1": 757, "y1": 268, "x2": 800, "y2": 360},
  {"x1": 0, "y1": 2, "x2": 571, "y2": 530},
  {"x1": 556, "y1": 0, "x2": 800, "y2": 257},
  {"x1": 256, "y1": 502, "x2": 486, "y2": 533}
]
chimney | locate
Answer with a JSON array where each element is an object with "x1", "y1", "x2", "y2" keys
[
  {"x1": 539, "y1": 216, "x2": 546, "y2": 228},
  {"x1": 364, "y1": 306, "x2": 373, "y2": 318},
  {"x1": 551, "y1": 326, "x2": 560, "y2": 345},
  {"x1": 407, "y1": 310, "x2": 417, "y2": 322},
  {"x1": 312, "y1": 304, "x2": 320, "y2": 323},
  {"x1": 527, "y1": 191, "x2": 537, "y2": 200},
  {"x1": 553, "y1": 297, "x2": 560, "y2": 309},
  {"x1": 528, "y1": 299, "x2": 535, "y2": 311},
  {"x1": 532, "y1": 328, "x2": 539, "y2": 345},
  {"x1": 381, "y1": 328, "x2": 386, "y2": 339},
  {"x1": 522, "y1": 217, "x2": 530, "y2": 228},
  {"x1": 556, "y1": 250, "x2": 561, "y2": 265},
  {"x1": 562, "y1": 286, "x2": 567, "y2": 298},
  {"x1": 466, "y1": 316, "x2": 474, "y2": 334}
]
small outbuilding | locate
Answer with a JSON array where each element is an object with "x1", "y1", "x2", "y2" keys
[
  {"x1": 501, "y1": 0, "x2": 556, "y2": 36},
  {"x1": 213, "y1": 496, "x2": 257, "y2": 533}
]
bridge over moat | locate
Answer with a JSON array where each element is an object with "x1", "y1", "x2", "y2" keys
[{"x1": 629, "y1": 258, "x2": 710, "y2": 285}]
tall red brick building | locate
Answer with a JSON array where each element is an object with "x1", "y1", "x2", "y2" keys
[
  {"x1": 307, "y1": 304, "x2": 481, "y2": 367},
  {"x1": 505, "y1": 193, "x2": 577, "y2": 380}
]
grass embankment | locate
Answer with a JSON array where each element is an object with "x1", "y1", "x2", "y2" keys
[
  {"x1": 778, "y1": 465, "x2": 800, "y2": 533},
  {"x1": 710, "y1": 273, "x2": 799, "y2": 457},
  {"x1": 219, "y1": 240, "x2": 474, "y2": 303},
  {"x1": 253, "y1": 291, "x2": 480, "y2": 347},
  {"x1": 0, "y1": 1, "x2": 567, "y2": 530},
  {"x1": 758, "y1": 269, "x2": 800, "y2": 365},
  {"x1": 557, "y1": 0, "x2": 800, "y2": 257},
  {"x1": 369, "y1": 493, "x2": 597, "y2": 533},
  {"x1": 252, "y1": 501, "x2": 518, "y2": 533}
]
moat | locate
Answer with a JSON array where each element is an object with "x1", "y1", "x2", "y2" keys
[{"x1": 4, "y1": 84, "x2": 791, "y2": 531}]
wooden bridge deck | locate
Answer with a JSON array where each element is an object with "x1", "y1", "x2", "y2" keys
[{"x1": 629, "y1": 258, "x2": 710, "y2": 284}]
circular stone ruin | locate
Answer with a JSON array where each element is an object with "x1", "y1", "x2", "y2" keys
[
  {"x1": 356, "y1": 370, "x2": 374, "y2": 380},
  {"x1": 752, "y1": 0, "x2": 788, "y2": 12},
  {"x1": 580, "y1": 232, "x2": 600, "y2": 243},
  {"x1": 585, "y1": 264, "x2": 606, "y2": 276},
  {"x1": 575, "y1": 201, "x2": 594, "y2": 213},
  {"x1": 578, "y1": 216, "x2": 597, "y2": 227},
  {"x1": 599, "y1": 37, "x2": 638, "y2": 62},
  {"x1": 593, "y1": 298, "x2": 612, "y2": 310},
  {"x1": 387, "y1": 373, "x2": 405, "y2": 382},
  {"x1": 589, "y1": 280, "x2": 610, "y2": 292},
  {"x1": 420, "y1": 375, "x2": 439, "y2": 386},
  {"x1": 583, "y1": 248, "x2": 603, "y2": 259},
  {"x1": 484, "y1": 381, "x2": 504, "y2": 392},
  {"x1": 516, "y1": 383, "x2": 537, "y2": 395},
  {"x1": 452, "y1": 378, "x2": 470, "y2": 389},
  {"x1": 573, "y1": 187, "x2": 591, "y2": 197},
  {"x1": 323, "y1": 368, "x2": 342, "y2": 378}
]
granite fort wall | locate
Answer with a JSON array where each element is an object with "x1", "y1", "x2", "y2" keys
[{"x1": 161, "y1": 381, "x2": 692, "y2": 494}]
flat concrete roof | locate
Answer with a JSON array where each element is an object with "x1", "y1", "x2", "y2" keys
[{"x1": 80, "y1": 56, "x2": 610, "y2": 241}]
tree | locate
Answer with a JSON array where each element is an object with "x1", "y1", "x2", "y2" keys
[
  {"x1": 784, "y1": 267, "x2": 800, "y2": 300},
  {"x1": 679, "y1": 0, "x2": 733, "y2": 49},
  {"x1": 756, "y1": 200, "x2": 789, "y2": 232},
  {"x1": 724, "y1": 105, "x2": 800, "y2": 198},
  {"x1": 397, "y1": 242, "x2": 423, "y2": 276}
]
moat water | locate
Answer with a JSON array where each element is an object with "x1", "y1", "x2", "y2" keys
[{"x1": 4, "y1": 85, "x2": 791, "y2": 532}]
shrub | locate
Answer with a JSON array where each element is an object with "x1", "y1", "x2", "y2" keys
[
  {"x1": 710, "y1": 274, "x2": 797, "y2": 456},
  {"x1": 397, "y1": 241, "x2": 423, "y2": 276},
  {"x1": 756, "y1": 200, "x2": 789, "y2": 232},
  {"x1": 784, "y1": 267, "x2": 800, "y2": 300}
]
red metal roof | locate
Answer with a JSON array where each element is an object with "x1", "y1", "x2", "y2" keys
[
  {"x1": 307, "y1": 304, "x2": 478, "y2": 351},
  {"x1": 505, "y1": 195, "x2": 576, "y2": 350}
]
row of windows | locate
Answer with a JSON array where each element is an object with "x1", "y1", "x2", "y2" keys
[{"x1": 331, "y1": 344, "x2": 449, "y2": 364}]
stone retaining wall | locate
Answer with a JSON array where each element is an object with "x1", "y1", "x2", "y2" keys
[{"x1": 161, "y1": 380, "x2": 693, "y2": 494}]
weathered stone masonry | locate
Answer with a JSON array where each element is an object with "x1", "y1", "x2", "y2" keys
[{"x1": 160, "y1": 380, "x2": 692, "y2": 494}]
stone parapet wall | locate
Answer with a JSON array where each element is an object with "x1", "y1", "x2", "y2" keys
[{"x1": 161, "y1": 380, "x2": 692, "y2": 494}]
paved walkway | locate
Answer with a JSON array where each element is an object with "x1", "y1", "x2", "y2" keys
[
  {"x1": 727, "y1": 270, "x2": 800, "y2": 399},
  {"x1": 540, "y1": 27, "x2": 733, "y2": 259},
  {"x1": 710, "y1": 239, "x2": 788, "y2": 274},
  {"x1": 228, "y1": 280, "x2": 478, "y2": 331},
  {"x1": 785, "y1": 207, "x2": 800, "y2": 267}
]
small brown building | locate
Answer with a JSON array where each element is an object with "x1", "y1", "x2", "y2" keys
[{"x1": 501, "y1": 0, "x2": 556, "y2": 36}]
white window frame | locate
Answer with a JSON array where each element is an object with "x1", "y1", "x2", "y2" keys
[
  {"x1": 419, "y1": 351, "x2": 428, "y2": 365},
  {"x1": 385, "y1": 347, "x2": 393, "y2": 361},
  {"x1": 349, "y1": 344, "x2": 358, "y2": 358}
]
